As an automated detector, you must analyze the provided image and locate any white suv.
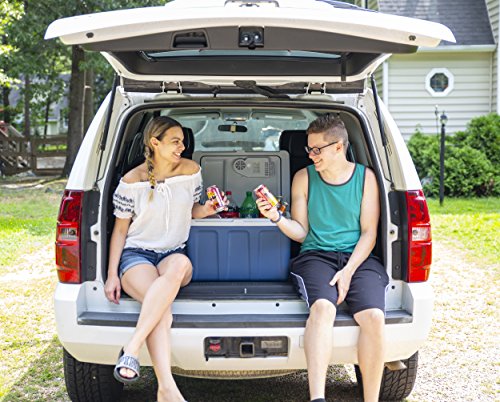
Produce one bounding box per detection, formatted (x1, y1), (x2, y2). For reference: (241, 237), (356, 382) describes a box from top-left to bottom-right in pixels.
(46, 1), (453, 401)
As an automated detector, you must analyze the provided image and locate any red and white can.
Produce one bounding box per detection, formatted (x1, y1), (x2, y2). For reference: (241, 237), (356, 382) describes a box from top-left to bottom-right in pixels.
(254, 184), (280, 208)
(206, 185), (226, 213)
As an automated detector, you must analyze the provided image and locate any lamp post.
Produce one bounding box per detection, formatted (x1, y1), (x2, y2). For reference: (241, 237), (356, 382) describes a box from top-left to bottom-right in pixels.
(439, 112), (448, 206)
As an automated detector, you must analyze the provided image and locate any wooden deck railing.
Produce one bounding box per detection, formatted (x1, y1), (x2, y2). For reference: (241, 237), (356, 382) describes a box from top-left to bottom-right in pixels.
(0, 136), (66, 175)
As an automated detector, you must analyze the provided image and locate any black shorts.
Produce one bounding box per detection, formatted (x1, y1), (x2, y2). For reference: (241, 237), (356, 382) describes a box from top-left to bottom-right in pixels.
(290, 250), (389, 315)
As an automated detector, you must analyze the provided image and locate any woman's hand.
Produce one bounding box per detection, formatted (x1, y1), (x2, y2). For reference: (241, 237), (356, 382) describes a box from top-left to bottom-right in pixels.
(256, 197), (280, 221)
(104, 274), (121, 304)
(205, 192), (229, 214)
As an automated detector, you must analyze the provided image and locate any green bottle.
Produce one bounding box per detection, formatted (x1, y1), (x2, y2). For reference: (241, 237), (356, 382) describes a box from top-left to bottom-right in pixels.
(239, 191), (259, 218)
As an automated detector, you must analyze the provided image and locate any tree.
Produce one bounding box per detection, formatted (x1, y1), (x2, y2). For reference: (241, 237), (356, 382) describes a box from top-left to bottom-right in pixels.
(2, 0), (163, 175)
(0, 0), (23, 123)
(59, 0), (163, 176)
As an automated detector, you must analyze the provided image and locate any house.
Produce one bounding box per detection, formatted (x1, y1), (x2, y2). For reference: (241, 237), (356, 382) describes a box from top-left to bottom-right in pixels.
(6, 75), (69, 137)
(355, 0), (498, 139)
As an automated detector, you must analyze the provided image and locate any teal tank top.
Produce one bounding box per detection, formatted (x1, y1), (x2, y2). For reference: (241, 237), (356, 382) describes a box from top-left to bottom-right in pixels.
(301, 163), (366, 254)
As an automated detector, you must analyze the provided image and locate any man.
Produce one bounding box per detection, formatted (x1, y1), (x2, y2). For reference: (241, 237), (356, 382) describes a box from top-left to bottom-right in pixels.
(257, 114), (389, 402)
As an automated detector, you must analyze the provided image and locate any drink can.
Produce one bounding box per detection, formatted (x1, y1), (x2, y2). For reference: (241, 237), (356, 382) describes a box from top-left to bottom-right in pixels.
(278, 201), (288, 214)
(206, 185), (226, 213)
(254, 184), (280, 208)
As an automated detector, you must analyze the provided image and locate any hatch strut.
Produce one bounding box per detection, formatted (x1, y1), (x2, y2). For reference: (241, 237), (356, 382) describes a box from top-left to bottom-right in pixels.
(370, 75), (394, 186)
(340, 53), (347, 82)
(93, 74), (119, 189)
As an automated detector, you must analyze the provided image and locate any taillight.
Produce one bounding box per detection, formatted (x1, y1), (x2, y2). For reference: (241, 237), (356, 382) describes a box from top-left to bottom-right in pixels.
(56, 190), (83, 283)
(406, 190), (432, 282)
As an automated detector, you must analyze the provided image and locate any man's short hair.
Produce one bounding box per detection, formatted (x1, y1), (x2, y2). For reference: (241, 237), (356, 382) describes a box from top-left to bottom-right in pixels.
(307, 114), (348, 147)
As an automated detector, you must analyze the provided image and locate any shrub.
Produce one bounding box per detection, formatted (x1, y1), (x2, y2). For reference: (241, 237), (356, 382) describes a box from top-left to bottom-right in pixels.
(423, 145), (498, 197)
(452, 113), (500, 166)
(407, 130), (499, 197)
(406, 132), (439, 179)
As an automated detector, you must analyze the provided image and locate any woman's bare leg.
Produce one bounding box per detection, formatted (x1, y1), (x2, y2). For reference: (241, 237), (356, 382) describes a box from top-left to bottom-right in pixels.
(121, 253), (192, 401)
(119, 263), (158, 378)
(146, 308), (184, 402)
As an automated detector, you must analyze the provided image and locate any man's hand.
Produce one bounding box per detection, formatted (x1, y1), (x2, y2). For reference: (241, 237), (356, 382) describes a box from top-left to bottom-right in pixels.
(329, 269), (353, 305)
(256, 197), (280, 221)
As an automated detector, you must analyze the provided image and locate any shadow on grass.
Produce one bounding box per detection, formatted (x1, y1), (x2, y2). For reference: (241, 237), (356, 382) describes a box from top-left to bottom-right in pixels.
(4, 339), (360, 402)
(3, 337), (69, 402)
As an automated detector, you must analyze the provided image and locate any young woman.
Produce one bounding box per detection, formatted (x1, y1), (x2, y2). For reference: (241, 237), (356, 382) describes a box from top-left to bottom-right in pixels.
(104, 116), (219, 402)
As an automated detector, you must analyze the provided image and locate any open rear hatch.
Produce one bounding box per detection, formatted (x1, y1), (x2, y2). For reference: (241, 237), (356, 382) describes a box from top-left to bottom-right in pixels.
(45, 0), (454, 91)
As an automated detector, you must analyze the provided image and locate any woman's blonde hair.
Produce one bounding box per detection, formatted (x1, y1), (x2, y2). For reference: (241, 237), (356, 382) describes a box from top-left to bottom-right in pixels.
(143, 116), (182, 200)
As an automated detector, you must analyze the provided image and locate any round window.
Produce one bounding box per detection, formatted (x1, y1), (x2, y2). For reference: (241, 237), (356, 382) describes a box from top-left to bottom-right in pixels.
(425, 68), (454, 97)
(430, 73), (448, 92)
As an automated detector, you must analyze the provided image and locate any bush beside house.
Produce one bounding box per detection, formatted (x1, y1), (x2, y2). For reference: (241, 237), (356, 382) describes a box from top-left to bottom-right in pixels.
(408, 113), (499, 197)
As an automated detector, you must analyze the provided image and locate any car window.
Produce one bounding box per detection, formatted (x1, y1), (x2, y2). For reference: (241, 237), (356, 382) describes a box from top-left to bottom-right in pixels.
(164, 108), (313, 152)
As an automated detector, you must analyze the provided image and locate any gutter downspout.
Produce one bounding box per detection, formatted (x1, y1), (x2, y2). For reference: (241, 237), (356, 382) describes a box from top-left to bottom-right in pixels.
(497, 21), (500, 113)
(490, 52), (493, 113)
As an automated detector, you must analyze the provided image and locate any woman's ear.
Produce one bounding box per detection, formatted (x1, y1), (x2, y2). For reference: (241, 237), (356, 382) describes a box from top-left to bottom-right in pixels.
(150, 137), (160, 148)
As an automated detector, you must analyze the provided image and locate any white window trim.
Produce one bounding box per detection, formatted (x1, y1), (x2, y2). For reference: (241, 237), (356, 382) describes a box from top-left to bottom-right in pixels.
(425, 68), (454, 97)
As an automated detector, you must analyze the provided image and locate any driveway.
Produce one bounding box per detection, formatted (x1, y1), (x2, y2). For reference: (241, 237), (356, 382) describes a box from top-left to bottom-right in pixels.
(119, 239), (498, 402)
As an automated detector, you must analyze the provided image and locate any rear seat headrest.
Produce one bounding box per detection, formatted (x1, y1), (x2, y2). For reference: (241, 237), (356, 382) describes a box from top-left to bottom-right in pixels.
(279, 130), (308, 156)
(182, 127), (194, 157)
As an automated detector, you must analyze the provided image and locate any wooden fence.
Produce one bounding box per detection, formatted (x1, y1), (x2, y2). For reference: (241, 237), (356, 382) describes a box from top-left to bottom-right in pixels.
(0, 136), (66, 176)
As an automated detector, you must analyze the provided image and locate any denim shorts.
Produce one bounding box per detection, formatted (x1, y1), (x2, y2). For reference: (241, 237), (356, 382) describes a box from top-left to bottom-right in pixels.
(118, 246), (187, 279)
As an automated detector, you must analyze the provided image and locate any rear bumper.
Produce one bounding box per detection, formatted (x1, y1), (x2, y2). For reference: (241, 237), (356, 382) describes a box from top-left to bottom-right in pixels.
(55, 281), (433, 370)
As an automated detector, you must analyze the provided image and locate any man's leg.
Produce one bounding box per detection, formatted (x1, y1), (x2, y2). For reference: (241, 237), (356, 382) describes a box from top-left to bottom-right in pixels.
(304, 299), (336, 401)
(354, 308), (385, 402)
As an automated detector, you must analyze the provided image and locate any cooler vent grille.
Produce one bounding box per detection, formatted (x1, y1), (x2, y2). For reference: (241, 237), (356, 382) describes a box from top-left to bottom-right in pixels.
(234, 159), (247, 171)
(232, 158), (275, 177)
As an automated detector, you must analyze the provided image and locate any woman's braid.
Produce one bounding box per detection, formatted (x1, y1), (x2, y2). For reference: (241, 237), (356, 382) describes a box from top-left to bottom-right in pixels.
(142, 116), (182, 201)
(144, 146), (155, 201)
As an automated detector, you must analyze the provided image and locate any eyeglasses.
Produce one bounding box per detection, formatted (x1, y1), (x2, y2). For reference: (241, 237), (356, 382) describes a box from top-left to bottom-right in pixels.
(305, 140), (340, 155)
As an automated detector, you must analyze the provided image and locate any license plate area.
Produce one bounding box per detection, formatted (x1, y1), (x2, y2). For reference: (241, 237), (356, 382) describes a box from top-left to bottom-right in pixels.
(204, 336), (288, 359)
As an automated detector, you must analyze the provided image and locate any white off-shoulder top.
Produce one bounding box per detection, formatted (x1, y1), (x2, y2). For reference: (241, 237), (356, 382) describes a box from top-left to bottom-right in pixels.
(112, 168), (203, 253)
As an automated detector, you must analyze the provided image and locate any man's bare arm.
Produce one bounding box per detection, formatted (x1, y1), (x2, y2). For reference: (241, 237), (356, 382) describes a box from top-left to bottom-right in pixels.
(344, 168), (380, 274)
(256, 168), (309, 242)
(329, 168), (380, 304)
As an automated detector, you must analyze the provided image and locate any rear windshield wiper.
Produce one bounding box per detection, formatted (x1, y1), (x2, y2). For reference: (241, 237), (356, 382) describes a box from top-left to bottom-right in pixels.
(234, 80), (290, 99)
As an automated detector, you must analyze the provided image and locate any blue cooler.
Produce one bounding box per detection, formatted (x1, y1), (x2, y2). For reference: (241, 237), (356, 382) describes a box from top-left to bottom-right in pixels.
(187, 219), (291, 281)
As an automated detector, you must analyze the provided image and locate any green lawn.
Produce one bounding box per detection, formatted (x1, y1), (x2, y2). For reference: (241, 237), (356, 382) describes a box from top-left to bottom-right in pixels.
(0, 182), (64, 273)
(0, 179), (66, 400)
(0, 181), (498, 401)
(427, 197), (499, 268)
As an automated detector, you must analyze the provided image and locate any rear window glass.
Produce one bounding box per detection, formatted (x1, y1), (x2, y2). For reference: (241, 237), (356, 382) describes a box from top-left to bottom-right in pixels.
(163, 108), (314, 152)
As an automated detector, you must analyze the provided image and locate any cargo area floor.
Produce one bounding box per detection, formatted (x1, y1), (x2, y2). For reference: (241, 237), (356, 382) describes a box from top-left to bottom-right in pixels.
(177, 281), (300, 300)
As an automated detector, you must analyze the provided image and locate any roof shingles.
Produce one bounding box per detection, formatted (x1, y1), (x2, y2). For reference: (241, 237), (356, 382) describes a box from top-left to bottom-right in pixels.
(378, 0), (495, 46)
